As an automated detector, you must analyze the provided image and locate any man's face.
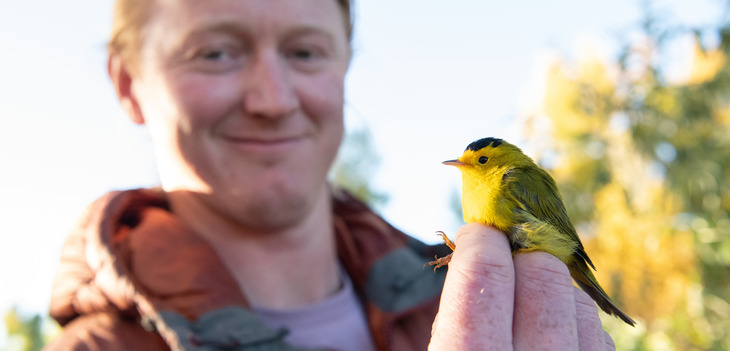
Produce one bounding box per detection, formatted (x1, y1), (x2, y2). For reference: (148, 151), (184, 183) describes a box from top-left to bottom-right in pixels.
(128, 0), (350, 229)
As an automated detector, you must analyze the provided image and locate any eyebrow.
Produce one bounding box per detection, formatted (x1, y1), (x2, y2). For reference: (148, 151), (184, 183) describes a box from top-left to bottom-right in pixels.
(178, 21), (252, 43)
(163, 17), (346, 63)
(180, 20), (339, 45)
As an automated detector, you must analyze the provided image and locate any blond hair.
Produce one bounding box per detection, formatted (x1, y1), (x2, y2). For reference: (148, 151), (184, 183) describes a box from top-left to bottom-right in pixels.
(108, 0), (353, 74)
(107, 0), (155, 75)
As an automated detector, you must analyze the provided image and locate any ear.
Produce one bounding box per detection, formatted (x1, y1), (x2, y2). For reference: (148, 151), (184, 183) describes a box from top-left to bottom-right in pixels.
(107, 53), (145, 124)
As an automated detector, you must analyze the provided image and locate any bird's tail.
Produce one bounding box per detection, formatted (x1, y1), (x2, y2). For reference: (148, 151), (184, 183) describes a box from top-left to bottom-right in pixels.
(569, 260), (636, 327)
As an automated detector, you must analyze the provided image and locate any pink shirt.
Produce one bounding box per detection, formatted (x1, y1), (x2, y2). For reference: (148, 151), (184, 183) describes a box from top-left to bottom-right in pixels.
(252, 268), (377, 351)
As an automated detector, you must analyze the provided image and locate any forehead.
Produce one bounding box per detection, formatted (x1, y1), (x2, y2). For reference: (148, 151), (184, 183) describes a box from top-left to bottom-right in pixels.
(148, 0), (348, 42)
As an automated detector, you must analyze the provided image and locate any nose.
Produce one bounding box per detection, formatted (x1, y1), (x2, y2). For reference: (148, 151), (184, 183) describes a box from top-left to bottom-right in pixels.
(243, 53), (298, 118)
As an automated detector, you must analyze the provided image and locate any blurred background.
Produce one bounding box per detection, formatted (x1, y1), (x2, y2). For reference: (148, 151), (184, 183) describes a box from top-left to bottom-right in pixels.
(2, 0), (729, 349)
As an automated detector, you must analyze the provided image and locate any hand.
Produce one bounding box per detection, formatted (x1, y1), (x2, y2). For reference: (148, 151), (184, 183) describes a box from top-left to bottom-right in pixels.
(428, 223), (615, 351)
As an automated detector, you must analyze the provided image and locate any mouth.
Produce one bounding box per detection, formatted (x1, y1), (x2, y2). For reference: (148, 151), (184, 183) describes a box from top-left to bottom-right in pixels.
(222, 135), (308, 153)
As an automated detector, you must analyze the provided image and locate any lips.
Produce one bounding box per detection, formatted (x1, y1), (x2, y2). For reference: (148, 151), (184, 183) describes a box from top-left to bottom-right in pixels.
(221, 134), (308, 154)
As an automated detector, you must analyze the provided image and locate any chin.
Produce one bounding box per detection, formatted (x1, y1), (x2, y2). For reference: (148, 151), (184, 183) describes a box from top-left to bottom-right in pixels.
(227, 175), (329, 231)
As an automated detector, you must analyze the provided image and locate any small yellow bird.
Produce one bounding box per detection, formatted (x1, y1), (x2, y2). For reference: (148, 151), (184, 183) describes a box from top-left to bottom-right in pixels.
(429, 137), (635, 326)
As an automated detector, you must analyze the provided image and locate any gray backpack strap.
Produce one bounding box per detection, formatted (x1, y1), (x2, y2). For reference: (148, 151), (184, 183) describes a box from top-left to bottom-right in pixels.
(365, 247), (447, 313)
(150, 307), (325, 351)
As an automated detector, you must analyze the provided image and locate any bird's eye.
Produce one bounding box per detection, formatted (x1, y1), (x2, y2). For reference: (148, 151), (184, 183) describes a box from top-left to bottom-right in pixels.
(478, 156), (488, 164)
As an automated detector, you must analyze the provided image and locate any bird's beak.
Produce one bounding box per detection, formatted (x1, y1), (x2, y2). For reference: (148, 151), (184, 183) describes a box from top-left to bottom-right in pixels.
(442, 159), (467, 167)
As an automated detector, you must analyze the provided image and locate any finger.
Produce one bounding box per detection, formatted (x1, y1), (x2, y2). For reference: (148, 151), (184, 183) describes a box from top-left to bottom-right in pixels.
(429, 223), (515, 350)
(603, 330), (616, 351)
(513, 251), (579, 351)
(574, 287), (606, 351)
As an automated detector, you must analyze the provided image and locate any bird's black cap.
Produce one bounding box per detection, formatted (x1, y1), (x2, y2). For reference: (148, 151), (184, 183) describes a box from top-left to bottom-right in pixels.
(466, 137), (504, 151)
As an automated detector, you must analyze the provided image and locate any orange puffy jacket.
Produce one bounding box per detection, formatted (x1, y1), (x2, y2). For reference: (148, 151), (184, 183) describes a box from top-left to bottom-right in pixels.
(47, 188), (447, 351)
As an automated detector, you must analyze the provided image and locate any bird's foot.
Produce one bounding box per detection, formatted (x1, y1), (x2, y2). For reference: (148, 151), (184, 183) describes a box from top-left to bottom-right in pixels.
(426, 253), (453, 271)
(436, 231), (456, 251)
(424, 231), (456, 271)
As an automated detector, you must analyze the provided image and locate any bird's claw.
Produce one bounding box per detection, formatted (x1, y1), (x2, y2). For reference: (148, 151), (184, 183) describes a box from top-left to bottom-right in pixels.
(436, 231), (456, 251)
(424, 231), (456, 271)
(425, 253), (452, 271)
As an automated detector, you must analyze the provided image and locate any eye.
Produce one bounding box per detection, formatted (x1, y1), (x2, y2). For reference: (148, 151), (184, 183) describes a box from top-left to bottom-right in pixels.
(478, 156), (488, 164)
(290, 48), (315, 60)
(200, 49), (228, 60)
(189, 43), (246, 74)
(284, 34), (333, 71)
(286, 44), (326, 72)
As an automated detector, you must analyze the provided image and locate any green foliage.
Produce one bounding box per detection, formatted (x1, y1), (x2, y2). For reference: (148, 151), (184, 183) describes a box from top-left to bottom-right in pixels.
(523, 5), (730, 350)
(330, 127), (388, 208)
(619, 18), (730, 351)
(3, 306), (58, 351)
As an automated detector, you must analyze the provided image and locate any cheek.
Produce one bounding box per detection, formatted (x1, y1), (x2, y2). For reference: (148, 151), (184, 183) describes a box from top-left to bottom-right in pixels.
(298, 72), (345, 129)
(141, 74), (242, 189)
(302, 74), (345, 161)
(168, 74), (241, 129)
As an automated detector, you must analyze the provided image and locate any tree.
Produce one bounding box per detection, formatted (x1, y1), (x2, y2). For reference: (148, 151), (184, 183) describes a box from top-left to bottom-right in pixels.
(330, 127), (388, 208)
(522, 9), (730, 350)
(3, 306), (58, 351)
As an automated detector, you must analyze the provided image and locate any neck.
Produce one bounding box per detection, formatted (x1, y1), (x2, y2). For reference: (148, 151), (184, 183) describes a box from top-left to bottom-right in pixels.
(167, 188), (340, 310)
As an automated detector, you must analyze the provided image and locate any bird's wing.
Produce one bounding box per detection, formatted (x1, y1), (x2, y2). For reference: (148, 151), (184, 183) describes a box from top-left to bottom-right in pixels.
(504, 167), (596, 270)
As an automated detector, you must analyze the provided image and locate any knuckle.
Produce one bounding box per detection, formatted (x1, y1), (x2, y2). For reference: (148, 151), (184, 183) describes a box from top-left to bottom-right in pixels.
(452, 243), (515, 285)
(574, 287), (599, 314)
(515, 251), (574, 294)
(459, 255), (515, 285)
(604, 331), (616, 350)
(451, 225), (515, 285)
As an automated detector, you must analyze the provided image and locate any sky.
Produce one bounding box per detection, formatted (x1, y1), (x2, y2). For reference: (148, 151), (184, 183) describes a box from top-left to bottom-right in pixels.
(0, 0), (724, 333)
